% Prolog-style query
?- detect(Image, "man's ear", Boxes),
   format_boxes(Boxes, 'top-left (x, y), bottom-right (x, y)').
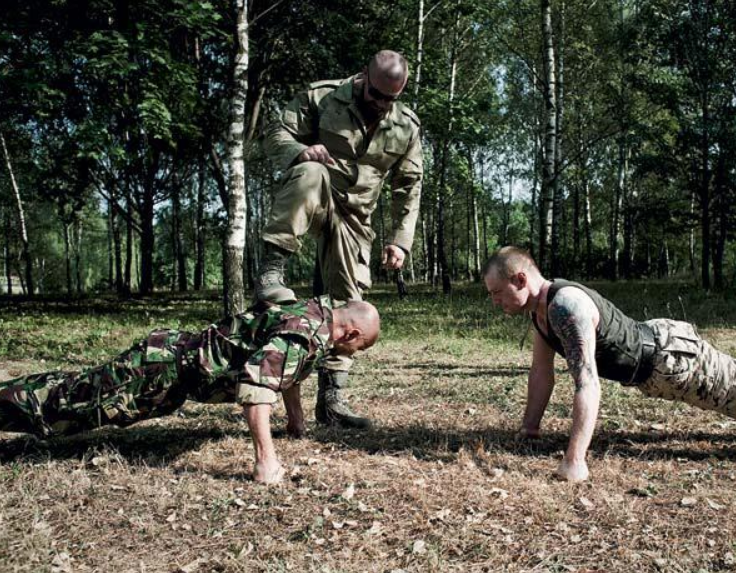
top-left (342, 328), bottom-right (362, 343)
top-left (511, 271), bottom-right (528, 288)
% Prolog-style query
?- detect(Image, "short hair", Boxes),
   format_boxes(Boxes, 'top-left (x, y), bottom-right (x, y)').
top-left (368, 50), bottom-right (409, 83)
top-left (483, 246), bottom-right (539, 279)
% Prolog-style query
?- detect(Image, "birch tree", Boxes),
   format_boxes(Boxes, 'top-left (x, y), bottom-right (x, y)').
top-left (223, 0), bottom-right (249, 315)
top-left (0, 132), bottom-right (33, 296)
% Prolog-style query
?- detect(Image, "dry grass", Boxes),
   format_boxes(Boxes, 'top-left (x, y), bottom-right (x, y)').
top-left (1, 284), bottom-right (736, 572)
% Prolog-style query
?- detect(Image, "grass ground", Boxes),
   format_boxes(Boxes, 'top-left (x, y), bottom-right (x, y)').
top-left (1, 281), bottom-right (736, 573)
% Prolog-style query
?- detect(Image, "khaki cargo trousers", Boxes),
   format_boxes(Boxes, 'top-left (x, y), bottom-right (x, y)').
top-left (637, 319), bottom-right (736, 418)
top-left (263, 162), bottom-right (375, 371)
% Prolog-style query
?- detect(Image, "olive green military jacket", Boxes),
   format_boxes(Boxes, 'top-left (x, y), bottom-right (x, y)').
top-left (264, 76), bottom-right (423, 252)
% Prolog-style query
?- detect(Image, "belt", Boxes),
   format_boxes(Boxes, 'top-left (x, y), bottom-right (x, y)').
top-left (631, 323), bottom-right (657, 385)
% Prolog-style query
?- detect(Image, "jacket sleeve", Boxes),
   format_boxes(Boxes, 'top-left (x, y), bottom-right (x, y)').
top-left (263, 90), bottom-right (317, 172)
top-left (388, 130), bottom-right (423, 252)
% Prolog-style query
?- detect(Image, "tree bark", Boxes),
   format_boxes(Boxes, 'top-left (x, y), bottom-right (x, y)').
top-left (550, 0), bottom-right (565, 276)
top-left (436, 4), bottom-right (461, 294)
top-left (2, 207), bottom-right (9, 294)
top-left (609, 140), bottom-right (624, 280)
top-left (74, 218), bottom-right (83, 294)
top-left (124, 188), bottom-right (134, 294)
top-left (172, 174), bottom-right (187, 292)
top-left (63, 222), bottom-right (73, 295)
top-left (538, 0), bottom-right (557, 274)
top-left (223, 0), bottom-right (249, 315)
top-left (194, 157), bottom-right (207, 290)
top-left (0, 132), bottom-right (33, 296)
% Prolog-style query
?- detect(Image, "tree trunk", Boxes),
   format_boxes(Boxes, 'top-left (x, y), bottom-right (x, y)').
top-left (609, 139), bottom-right (624, 280)
top-left (223, 0), bottom-right (249, 315)
top-left (2, 207), bottom-right (9, 294)
top-left (194, 157), bottom-right (207, 290)
top-left (538, 0), bottom-right (557, 274)
top-left (550, 0), bottom-right (565, 276)
top-left (172, 175), bottom-right (187, 291)
top-left (107, 200), bottom-right (114, 289)
top-left (700, 94), bottom-right (711, 289)
top-left (529, 106), bottom-right (540, 258)
top-left (112, 192), bottom-right (123, 294)
top-left (436, 5), bottom-right (460, 294)
top-left (0, 131), bottom-right (33, 296)
top-left (583, 177), bottom-right (593, 280)
top-left (622, 148), bottom-right (635, 278)
top-left (124, 189), bottom-right (133, 294)
top-left (471, 188), bottom-right (480, 281)
top-left (712, 149), bottom-right (726, 290)
top-left (74, 218), bottom-right (83, 294)
top-left (63, 222), bottom-right (73, 296)
top-left (139, 181), bottom-right (156, 295)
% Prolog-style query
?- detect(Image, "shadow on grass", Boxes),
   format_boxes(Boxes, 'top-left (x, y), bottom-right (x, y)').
top-left (310, 423), bottom-right (736, 464)
top-left (401, 363), bottom-right (529, 377)
top-left (0, 422), bottom-right (246, 466)
top-left (2, 421), bottom-right (735, 470)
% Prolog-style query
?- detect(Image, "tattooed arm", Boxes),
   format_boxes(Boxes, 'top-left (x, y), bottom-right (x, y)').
top-left (547, 287), bottom-right (601, 482)
top-left (521, 330), bottom-right (557, 437)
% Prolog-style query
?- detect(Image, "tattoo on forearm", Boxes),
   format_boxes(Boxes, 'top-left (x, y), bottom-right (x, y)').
top-left (548, 291), bottom-right (597, 393)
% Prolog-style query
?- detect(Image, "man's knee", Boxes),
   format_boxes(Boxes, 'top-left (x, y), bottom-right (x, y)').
top-left (283, 162), bottom-right (330, 206)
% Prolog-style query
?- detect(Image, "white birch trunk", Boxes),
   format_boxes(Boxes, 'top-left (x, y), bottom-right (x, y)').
top-left (224, 0), bottom-right (248, 315)
top-left (538, 0), bottom-right (556, 274)
top-left (0, 131), bottom-right (33, 295)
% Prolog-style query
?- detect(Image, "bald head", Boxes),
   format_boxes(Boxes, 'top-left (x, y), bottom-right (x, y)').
top-left (342, 300), bottom-right (381, 348)
top-left (368, 50), bottom-right (409, 87)
top-left (331, 300), bottom-right (381, 356)
top-left (483, 246), bottom-right (541, 280)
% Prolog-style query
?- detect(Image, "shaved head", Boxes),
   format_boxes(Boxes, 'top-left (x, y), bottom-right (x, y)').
top-left (342, 300), bottom-right (381, 348)
top-left (483, 246), bottom-right (540, 280)
top-left (368, 50), bottom-right (409, 85)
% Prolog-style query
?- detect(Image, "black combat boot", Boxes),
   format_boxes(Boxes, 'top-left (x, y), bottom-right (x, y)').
top-left (254, 242), bottom-right (297, 303)
top-left (315, 370), bottom-right (372, 430)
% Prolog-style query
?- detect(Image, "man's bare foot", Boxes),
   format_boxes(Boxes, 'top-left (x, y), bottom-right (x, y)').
top-left (254, 461), bottom-right (285, 485)
top-left (286, 422), bottom-right (306, 439)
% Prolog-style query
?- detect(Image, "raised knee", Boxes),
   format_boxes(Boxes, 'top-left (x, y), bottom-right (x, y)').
top-left (287, 161), bottom-right (330, 188)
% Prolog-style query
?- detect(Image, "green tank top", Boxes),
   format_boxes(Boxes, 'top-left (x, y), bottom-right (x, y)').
top-left (531, 279), bottom-right (650, 385)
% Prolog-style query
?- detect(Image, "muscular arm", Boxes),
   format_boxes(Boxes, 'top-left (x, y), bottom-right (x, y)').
top-left (521, 330), bottom-right (557, 436)
top-left (547, 288), bottom-right (601, 482)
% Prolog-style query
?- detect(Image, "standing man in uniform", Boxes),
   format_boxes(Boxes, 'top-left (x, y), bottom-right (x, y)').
top-left (256, 50), bottom-right (423, 430)
top-left (0, 297), bottom-right (380, 484)
top-left (484, 246), bottom-right (736, 483)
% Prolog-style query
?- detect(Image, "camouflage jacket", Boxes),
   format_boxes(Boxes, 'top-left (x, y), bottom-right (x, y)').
top-left (0, 297), bottom-right (334, 437)
top-left (189, 295), bottom-right (334, 401)
top-left (263, 75), bottom-right (423, 252)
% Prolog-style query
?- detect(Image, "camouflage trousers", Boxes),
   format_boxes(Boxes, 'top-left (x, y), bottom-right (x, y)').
top-left (637, 319), bottom-right (736, 418)
top-left (0, 329), bottom-right (235, 438)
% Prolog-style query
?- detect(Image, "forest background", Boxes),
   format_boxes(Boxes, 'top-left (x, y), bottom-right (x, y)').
top-left (1, 0), bottom-right (735, 309)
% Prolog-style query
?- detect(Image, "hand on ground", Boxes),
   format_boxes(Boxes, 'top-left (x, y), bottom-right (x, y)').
top-left (554, 457), bottom-right (589, 483)
top-left (286, 421), bottom-right (306, 439)
top-left (517, 426), bottom-right (541, 439)
top-left (254, 461), bottom-right (286, 485)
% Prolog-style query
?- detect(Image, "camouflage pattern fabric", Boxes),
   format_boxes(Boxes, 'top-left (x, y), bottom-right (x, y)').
top-left (637, 319), bottom-right (736, 418)
top-left (0, 296), bottom-right (333, 438)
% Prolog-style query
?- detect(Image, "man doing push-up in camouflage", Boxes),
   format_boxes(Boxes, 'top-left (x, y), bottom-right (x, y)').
top-left (0, 296), bottom-right (380, 484)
